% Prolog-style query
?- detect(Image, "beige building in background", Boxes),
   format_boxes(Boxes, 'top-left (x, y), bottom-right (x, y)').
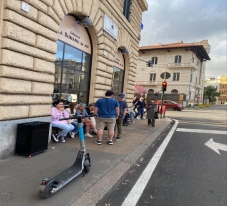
top-left (0, 0), bottom-right (148, 157)
top-left (136, 40), bottom-right (210, 105)
top-left (218, 76), bottom-right (227, 104)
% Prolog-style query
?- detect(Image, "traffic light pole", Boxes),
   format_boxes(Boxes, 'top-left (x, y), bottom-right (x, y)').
top-left (160, 90), bottom-right (164, 119)
top-left (160, 74), bottom-right (167, 119)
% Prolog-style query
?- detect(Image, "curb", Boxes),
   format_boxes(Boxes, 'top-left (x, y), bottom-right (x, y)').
top-left (71, 118), bottom-right (172, 206)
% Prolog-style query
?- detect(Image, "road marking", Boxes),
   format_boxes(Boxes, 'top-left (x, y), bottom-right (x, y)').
top-left (121, 120), bottom-right (179, 206)
top-left (205, 138), bottom-right (227, 154)
top-left (176, 128), bottom-right (227, 135)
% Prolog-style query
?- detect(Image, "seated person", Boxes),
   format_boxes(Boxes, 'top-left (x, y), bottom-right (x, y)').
top-left (51, 100), bottom-right (75, 143)
top-left (123, 109), bottom-right (135, 125)
top-left (76, 104), bottom-right (97, 138)
top-left (85, 103), bottom-right (97, 133)
top-left (65, 102), bottom-right (79, 138)
top-left (85, 102), bottom-right (95, 115)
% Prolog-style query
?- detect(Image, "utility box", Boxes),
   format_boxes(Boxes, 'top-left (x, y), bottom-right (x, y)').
top-left (15, 121), bottom-right (50, 157)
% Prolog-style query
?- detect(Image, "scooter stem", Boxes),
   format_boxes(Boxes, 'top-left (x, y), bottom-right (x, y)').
top-left (77, 117), bottom-right (86, 153)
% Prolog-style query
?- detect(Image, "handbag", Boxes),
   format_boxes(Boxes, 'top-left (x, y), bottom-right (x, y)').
top-left (154, 112), bottom-right (159, 119)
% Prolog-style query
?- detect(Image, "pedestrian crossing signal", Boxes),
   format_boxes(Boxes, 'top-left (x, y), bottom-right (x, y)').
top-left (162, 81), bottom-right (167, 91)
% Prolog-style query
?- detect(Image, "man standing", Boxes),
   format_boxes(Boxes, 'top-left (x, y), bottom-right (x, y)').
top-left (115, 93), bottom-right (128, 141)
top-left (146, 99), bottom-right (157, 127)
top-left (94, 90), bottom-right (120, 145)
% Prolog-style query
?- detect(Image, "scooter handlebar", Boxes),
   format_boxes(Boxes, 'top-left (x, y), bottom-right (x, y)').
top-left (59, 114), bottom-right (97, 121)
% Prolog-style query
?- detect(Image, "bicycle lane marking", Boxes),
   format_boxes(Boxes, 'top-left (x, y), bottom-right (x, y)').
top-left (121, 119), bottom-right (179, 206)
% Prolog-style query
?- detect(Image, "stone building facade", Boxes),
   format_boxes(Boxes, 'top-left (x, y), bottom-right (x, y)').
top-left (136, 40), bottom-right (210, 105)
top-left (0, 0), bottom-right (148, 158)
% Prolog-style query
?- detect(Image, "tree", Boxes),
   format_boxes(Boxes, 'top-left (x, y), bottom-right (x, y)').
top-left (203, 86), bottom-right (220, 102)
top-left (134, 85), bottom-right (147, 97)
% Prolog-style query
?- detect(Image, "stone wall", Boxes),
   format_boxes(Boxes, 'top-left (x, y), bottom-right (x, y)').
top-left (0, 0), bottom-right (147, 157)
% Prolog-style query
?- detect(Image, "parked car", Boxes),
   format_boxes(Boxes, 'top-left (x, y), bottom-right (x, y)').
top-left (156, 100), bottom-right (184, 111)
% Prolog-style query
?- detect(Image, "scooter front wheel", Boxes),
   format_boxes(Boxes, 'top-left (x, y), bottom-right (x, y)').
top-left (39, 182), bottom-right (55, 199)
top-left (84, 165), bottom-right (90, 173)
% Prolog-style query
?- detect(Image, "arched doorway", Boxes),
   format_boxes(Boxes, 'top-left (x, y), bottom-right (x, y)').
top-left (171, 89), bottom-right (178, 94)
top-left (148, 89), bottom-right (154, 94)
top-left (53, 15), bottom-right (92, 105)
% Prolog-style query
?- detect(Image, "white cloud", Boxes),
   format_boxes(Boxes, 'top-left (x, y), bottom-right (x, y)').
top-left (140, 0), bottom-right (227, 77)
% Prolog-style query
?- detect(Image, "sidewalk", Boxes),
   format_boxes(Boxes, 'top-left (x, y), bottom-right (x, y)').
top-left (0, 118), bottom-right (171, 206)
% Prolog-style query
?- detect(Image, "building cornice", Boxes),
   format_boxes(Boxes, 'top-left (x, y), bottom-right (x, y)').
top-left (136, 0), bottom-right (148, 12)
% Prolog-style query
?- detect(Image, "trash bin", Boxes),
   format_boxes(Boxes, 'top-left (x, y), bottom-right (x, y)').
top-left (15, 121), bottom-right (50, 157)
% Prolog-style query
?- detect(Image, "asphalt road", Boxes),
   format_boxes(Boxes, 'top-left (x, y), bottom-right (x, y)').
top-left (98, 105), bottom-right (227, 206)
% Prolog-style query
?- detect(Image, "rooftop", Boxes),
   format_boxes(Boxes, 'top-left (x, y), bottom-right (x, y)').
top-left (139, 41), bottom-right (211, 61)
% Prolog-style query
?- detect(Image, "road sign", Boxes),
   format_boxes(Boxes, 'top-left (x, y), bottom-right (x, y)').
top-left (197, 96), bottom-right (200, 100)
top-left (160, 72), bottom-right (171, 79)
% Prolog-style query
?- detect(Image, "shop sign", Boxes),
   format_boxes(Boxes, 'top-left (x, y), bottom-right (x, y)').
top-left (114, 50), bottom-right (124, 70)
top-left (103, 14), bottom-right (118, 40)
top-left (58, 15), bottom-right (91, 54)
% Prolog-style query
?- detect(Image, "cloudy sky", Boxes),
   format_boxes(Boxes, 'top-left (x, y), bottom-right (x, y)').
top-left (140, 0), bottom-right (227, 78)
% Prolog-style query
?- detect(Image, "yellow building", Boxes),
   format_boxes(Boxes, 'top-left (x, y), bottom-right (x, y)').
top-left (219, 76), bottom-right (227, 104)
top-left (0, 0), bottom-right (148, 157)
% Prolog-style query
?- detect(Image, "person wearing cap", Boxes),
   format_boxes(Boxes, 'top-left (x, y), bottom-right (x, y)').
top-left (114, 93), bottom-right (128, 141)
top-left (94, 90), bottom-right (120, 145)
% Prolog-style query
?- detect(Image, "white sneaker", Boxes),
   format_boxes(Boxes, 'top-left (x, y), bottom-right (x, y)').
top-left (70, 132), bottom-right (75, 138)
top-left (85, 133), bottom-right (93, 138)
top-left (59, 136), bottom-right (65, 143)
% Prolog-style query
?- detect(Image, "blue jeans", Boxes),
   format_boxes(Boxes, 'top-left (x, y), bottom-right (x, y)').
top-left (52, 123), bottom-right (74, 137)
top-left (135, 108), bottom-right (144, 119)
top-left (129, 111), bottom-right (134, 122)
top-left (71, 121), bottom-right (79, 134)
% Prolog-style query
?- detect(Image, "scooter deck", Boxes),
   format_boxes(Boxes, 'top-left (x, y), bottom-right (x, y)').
top-left (53, 151), bottom-right (84, 185)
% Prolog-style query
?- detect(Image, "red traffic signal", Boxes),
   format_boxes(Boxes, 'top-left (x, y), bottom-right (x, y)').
top-left (162, 81), bottom-right (167, 91)
top-left (162, 81), bottom-right (167, 86)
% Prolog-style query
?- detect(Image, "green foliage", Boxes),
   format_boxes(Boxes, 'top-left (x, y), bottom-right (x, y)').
top-left (204, 86), bottom-right (220, 102)
top-left (197, 104), bottom-right (211, 109)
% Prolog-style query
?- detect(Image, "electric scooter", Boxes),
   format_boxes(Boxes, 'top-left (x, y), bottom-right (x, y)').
top-left (39, 114), bottom-right (96, 199)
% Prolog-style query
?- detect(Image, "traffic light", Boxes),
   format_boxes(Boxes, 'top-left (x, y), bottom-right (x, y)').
top-left (146, 60), bottom-right (153, 67)
top-left (155, 92), bottom-right (159, 97)
top-left (162, 81), bottom-right (167, 91)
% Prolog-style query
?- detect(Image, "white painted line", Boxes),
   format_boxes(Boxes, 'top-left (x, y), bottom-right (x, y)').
top-left (121, 120), bottom-right (179, 206)
top-left (176, 128), bottom-right (227, 135)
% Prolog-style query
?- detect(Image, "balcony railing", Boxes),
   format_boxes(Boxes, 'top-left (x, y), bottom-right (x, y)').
top-left (168, 62), bottom-right (198, 70)
top-left (136, 81), bottom-right (158, 86)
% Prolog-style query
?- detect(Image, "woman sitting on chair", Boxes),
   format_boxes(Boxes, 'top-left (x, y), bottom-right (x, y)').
top-left (65, 102), bottom-right (79, 138)
top-left (76, 104), bottom-right (97, 138)
top-left (51, 100), bottom-right (74, 143)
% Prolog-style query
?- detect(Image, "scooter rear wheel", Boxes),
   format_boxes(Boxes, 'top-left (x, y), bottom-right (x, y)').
top-left (39, 183), bottom-right (55, 199)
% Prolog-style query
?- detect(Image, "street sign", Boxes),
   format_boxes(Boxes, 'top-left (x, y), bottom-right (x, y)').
top-left (160, 72), bottom-right (171, 79)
